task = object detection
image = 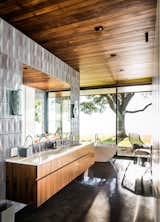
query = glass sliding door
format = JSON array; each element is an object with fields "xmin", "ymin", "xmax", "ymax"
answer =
[{"xmin": 79, "ymin": 84, "xmax": 152, "ymax": 157}]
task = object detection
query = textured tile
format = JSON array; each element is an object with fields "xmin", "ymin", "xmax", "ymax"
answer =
[{"xmin": 0, "ymin": 17, "xmax": 80, "ymax": 200}]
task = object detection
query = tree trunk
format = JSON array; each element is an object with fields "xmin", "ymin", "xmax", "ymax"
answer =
[{"xmin": 117, "ymin": 112, "xmax": 126, "ymax": 143}]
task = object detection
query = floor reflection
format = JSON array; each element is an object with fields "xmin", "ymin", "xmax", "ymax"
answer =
[
  {"xmin": 15, "ymin": 158, "xmax": 155, "ymax": 222},
  {"xmin": 84, "ymin": 190, "xmax": 110, "ymax": 222}
]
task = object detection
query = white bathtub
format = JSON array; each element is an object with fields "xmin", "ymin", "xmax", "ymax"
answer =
[{"xmin": 94, "ymin": 143, "xmax": 117, "ymax": 162}]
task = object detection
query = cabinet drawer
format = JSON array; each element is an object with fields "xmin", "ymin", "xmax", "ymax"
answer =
[
  {"xmin": 37, "ymin": 145, "xmax": 94, "ymax": 179},
  {"xmin": 37, "ymin": 153, "xmax": 95, "ymax": 206},
  {"xmin": 6, "ymin": 144, "xmax": 95, "ymax": 207}
]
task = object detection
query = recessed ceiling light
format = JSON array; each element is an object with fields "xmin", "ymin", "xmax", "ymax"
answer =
[
  {"xmin": 94, "ymin": 26, "xmax": 104, "ymax": 32},
  {"xmin": 110, "ymin": 53, "xmax": 117, "ymax": 57}
]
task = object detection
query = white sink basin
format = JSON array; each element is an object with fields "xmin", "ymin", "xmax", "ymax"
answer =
[
  {"xmin": 6, "ymin": 143, "xmax": 86, "ymax": 166},
  {"xmin": 21, "ymin": 150, "xmax": 58, "ymax": 164},
  {"xmin": 20, "ymin": 148, "xmax": 67, "ymax": 165}
]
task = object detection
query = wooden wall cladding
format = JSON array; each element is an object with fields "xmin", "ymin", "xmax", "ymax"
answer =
[
  {"xmin": 23, "ymin": 65, "xmax": 70, "ymax": 91},
  {"xmin": 0, "ymin": 0, "xmax": 156, "ymax": 87}
]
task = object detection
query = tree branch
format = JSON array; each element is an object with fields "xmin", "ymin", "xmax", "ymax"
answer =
[
  {"xmin": 105, "ymin": 94, "xmax": 116, "ymax": 112},
  {"xmin": 125, "ymin": 103, "xmax": 152, "ymax": 114},
  {"xmin": 122, "ymin": 93, "xmax": 134, "ymax": 110},
  {"xmin": 111, "ymin": 94, "xmax": 117, "ymax": 104}
]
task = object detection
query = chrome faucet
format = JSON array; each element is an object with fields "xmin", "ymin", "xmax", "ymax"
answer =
[
  {"xmin": 24, "ymin": 135, "xmax": 35, "ymax": 153},
  {"xmin": 38, "ymin": 135, "xmax": 47, "ymax": 152},
  {"xmin": 95, "ymin": 134, "xmax": 100, "ymax": 143},
  {"xmin": 69, "ymin": 132, "xmax": 73, "ymax": 145}
]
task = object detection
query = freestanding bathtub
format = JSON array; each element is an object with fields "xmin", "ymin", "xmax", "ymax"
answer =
[{"xmin": 94, "ymin": 143, "xmax": 117, "ymax": 162}]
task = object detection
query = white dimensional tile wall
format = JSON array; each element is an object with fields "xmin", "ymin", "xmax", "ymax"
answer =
[{"xmin": 0, "ymin": 18, "xmax": 80, "ymax": 199}]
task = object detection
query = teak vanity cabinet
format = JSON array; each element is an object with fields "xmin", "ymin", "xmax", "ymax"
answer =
[{"xmin": 6, "ymin": 144, "xmax": 95, "ymax": 207}]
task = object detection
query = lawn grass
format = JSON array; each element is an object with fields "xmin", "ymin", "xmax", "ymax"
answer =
[{"xmin": 80, "ymin": 135, "xmax": 151, "ymax": 147}]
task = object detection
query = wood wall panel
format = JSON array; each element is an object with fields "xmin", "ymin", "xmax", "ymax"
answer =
[{"xmin": 23, "ymin": 65, "xmax": 71, "ymax": 91}]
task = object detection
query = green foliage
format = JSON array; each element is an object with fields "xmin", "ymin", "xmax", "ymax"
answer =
[
  {"xmin": 80, "ymin": 135, "xmax": 151, "ymax": 147},
  {"xmin": 101, "ymin": 136, "xmax": 116, "ymax": 144},
  {"xmin": 80, "ymin": 95, "xmax": 109, "ymax": 114},
  {"xmin": 80, "ymin": 101, "xmax": 98, "ymax": 114},
  {"xmin": 35, "ymin": 99, "xmax": 42, "ymax": 123}
]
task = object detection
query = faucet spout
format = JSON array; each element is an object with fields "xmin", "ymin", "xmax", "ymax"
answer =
[{"xmin": 24, "ymin": 135, "xmax": 34, "ymax": 153}]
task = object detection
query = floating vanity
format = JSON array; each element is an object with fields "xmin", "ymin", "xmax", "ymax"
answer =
[{"xmin": 6, "ymin": 142, "xmax": 95, "ymax": 207}]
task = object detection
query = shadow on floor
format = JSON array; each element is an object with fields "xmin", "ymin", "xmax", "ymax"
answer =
[{"xmin": 15, "ymin": 160, "xmax": 154, "ymax": 222}]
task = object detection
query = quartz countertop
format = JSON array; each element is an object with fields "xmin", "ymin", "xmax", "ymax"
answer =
[{"xmin": 6, "ymin": 142, "xmax": 93, "ymax": 166}]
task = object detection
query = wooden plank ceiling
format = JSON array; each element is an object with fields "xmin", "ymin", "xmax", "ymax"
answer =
[
  {"xmin": 23, "ymin": 65, "xmax": 70, "ymax": 91},
  {"xmin": 0, "ymin": 0, "xmax": 156, "ymax": 87}
]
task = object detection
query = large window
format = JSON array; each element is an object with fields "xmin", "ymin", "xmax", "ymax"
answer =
[{"xmin": 80, "ymin": 85, "xmax": 152, "ymax": 155}]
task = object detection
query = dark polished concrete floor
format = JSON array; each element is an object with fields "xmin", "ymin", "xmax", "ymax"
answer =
[{"xmin": 15, "ymin": 159, "xmax": 155, "ymax": 222}]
